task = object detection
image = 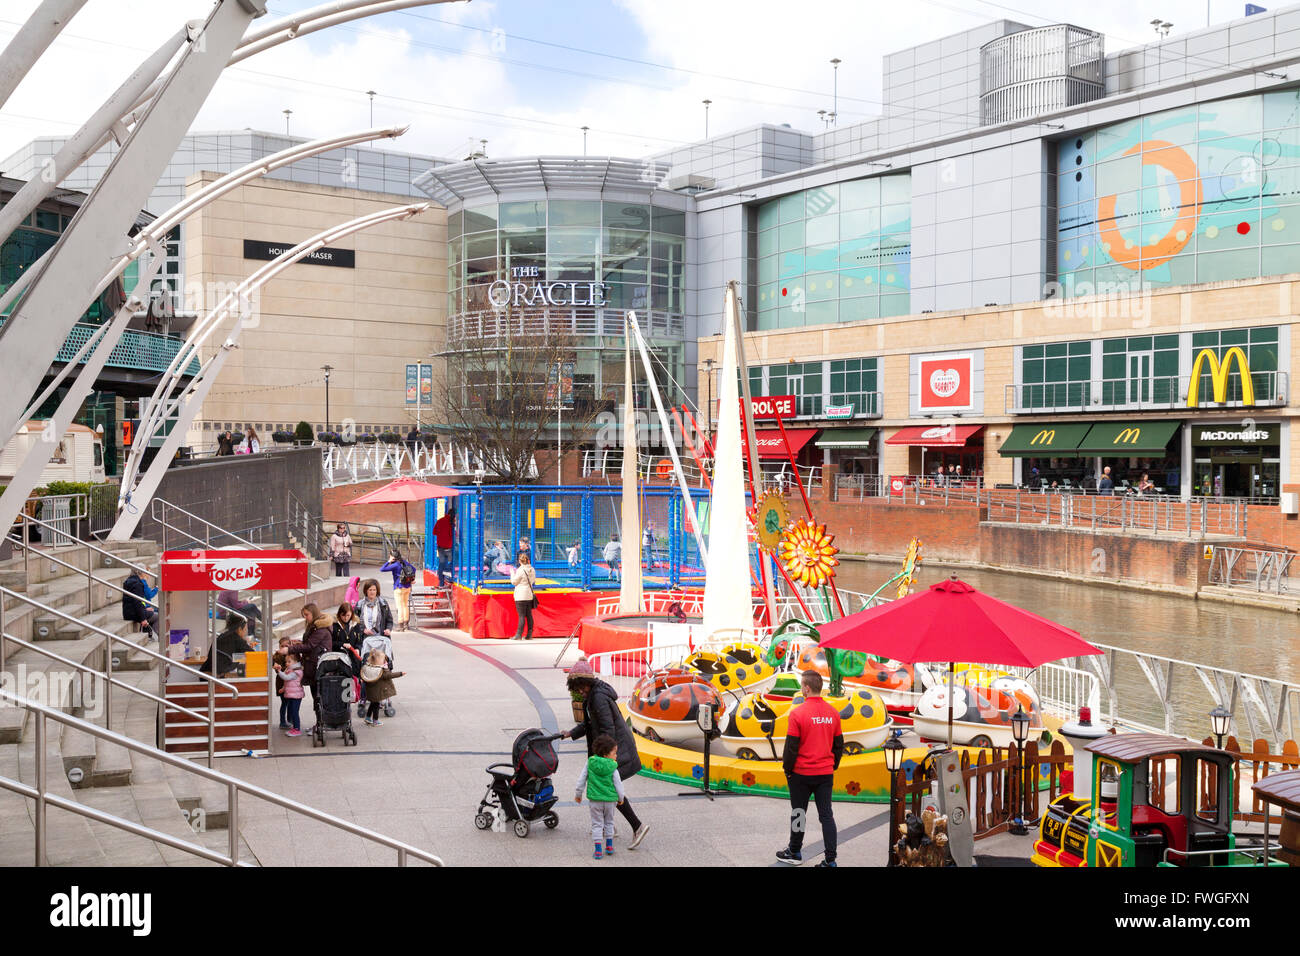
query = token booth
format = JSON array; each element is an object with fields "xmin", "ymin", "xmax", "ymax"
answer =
[{"xmin": 158, "ymin": 549, "xmax": 309, "ymax": 757}]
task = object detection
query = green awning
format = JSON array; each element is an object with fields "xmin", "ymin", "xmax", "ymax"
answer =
[
  {"xmin": 816, "ymin": 427, "xmax": 878, "ymax": 448},
  {"xmin": 1075, "ymin": 419, "xmax": 1181, "ymax": 455},
  {"xmin": 998, "ymin": 422, "xmax": 1092, "ymax": 457}
]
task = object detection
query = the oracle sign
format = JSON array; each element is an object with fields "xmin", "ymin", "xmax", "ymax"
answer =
[
  {"xmin": 487, "ymin": 266, "xmax": 607, "ymax": 309},
  {"xmin": 208, "ymin": 559, "xmax": 263, "ymax": 589},
  {"xmin": 918, "ymin": 356, "xmax": 972, "ymax": 410}
]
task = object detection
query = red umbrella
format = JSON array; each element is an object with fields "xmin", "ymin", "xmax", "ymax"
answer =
[
  {"xmin": 343, "ymin": 478, "xmax": 460, "ymax": 555},
  {"xmin": 818, "ymin": 577, "xmax": 1100, "ymax": 745}
]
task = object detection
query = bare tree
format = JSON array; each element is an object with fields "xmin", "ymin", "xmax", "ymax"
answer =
[{"xmin": 437, "ymin": 304, "xmax": 606, "ymax": 483}]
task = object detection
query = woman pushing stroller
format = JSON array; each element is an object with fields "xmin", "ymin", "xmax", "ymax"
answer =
[{"xmin": 560, "ymin": 659, "xmax": 649, "ymax": 850}]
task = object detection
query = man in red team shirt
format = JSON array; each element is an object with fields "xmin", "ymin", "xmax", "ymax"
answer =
[
  {"xmin": 776, "ymin": 670, "xmax": 844, "ymax": 867},
  {"xmin": 433, "ymin": 504, "xmax": 455, "ymax": 586}
]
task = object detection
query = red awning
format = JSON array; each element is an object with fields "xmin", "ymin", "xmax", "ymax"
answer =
[
  {"xmin": 753, "ymin": 428, "xmax": 819, "ymax": 460},
  {"xmin": 886, "ymin": 424, "xmax": 984, "ymax": 448}
]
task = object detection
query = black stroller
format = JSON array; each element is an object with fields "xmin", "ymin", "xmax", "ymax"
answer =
[
  {"xmin": 474, "ymin": 728, "xmax": 561, "ymax": 838},
  {"xmin": 312, "ymin": 651, "xmax": 358, "ymax": 747}
]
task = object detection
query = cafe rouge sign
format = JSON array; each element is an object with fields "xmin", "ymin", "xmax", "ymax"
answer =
[{"xmin": 489, "ymin": 266, "xmax": 607, "ymax": 309}]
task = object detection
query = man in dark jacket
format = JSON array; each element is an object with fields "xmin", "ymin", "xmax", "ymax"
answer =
[
  {"xmin": 562, "ymin": 660, "xmax": 649, "ymax": 849},
  {"xmin": 777, "ymin": 670, "xmax": 844, "ymax": 867},
  {"xmin": 121, "ymin": 570, "xmax": 158, "ymax": 633}
]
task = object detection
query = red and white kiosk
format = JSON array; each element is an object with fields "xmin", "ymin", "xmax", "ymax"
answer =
[{"xmin": 158, "ymin": 549, "xmax": 309, "ymax": 757}]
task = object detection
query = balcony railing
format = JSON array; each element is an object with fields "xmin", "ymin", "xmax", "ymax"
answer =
[
  {"xmin": 1005, "ymin": 371, "xmax": 1288, "ymax": 414},
  {"xmin": 0, "ymin": 318, "xmax": 199, "ymax": 376},
  {"xmin": 446, "ymin": 307, "xmax": 684, "ymax": 349}
]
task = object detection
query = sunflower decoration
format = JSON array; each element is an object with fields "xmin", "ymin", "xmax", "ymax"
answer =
[
  {"xmin": 779, "ymin": 518, "xmax": 839, "ymax": 589},
  {"xmin": 754, "ymin": 492, "xmax": 790, "ymax": 551}
]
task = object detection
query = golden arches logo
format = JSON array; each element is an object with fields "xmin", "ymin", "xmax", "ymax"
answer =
[
  {"xmin": 1186, "ymin": 347, "xmax": 1255, "ymax": 407},
  {"xmin": 1114, "ymin": 428, "xmax": 1141, "ymax": 445},
  {"xmin": 1030, "ymin": 429, "xmax": 1056, "ymax": 445},
  {"xmin": 1096, "ymin": 140, "xmax": 1201, "ymax": 271}
]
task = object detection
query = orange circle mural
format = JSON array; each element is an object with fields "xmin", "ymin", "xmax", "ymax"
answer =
[{"xmin": 1095, "ymin": 140, "xmax": 1201, "ymax": 271}]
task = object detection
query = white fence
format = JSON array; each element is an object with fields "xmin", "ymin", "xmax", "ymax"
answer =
[{"xmin": 320, "ymin": 440, "xmax": 538, "ymax": 487}]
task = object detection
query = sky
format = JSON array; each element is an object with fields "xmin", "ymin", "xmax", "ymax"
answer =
[{"xmin": 0, "ymin": 0, "xmax": 1288, "ymax": 167}]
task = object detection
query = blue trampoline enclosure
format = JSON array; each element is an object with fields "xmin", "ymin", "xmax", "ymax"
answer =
[{"xmin": 424, "ymin": 485, "xmax": 749, "ymax": 592}]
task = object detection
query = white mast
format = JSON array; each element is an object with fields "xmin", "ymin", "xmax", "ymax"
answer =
[
  {"xmin": 701, "ymin": 284, "xmax": 757, "ymax": 639},
  {"xmin": 618, "ymin": 323, "xmax": 644, "ymax": 613}
]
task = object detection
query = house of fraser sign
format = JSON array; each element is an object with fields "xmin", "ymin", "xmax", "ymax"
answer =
[{"xmin": 487, "ymin": 265, "xmax": 608, "ymax": 309}]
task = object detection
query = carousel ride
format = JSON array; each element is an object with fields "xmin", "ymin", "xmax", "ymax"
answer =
[{"xmin": 590, "ymin": 284, "xmax": 1075, "ymax": 803}]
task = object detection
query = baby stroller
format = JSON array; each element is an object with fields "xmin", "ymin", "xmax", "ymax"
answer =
[
  {"xmin": 313, "ymin": 651, "xmax": 357, "ymax": 747},
  {"xmin": 355, "ymin": 634, "xmax": 396, "ymax": 719},
  {"xmin": 474, "ymin": 728, "xmax": 562, "ymax": 838}
]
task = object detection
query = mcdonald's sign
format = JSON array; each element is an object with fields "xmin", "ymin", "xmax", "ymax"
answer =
[
  {"xmin": 1114, "ymin": 427, "xmax": 1141, "ymax": 445},
  {"xmin": 1186, "ymin": 347, "xmax": 1255, "ymax": 407},
  {"xmin": 1030, "ymin": 429, "xmax": 1056, "ymax": 445}
]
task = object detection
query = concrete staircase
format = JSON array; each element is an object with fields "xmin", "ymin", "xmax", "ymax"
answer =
[{"xmin": 0, "ymin": 538, "xmax": 350, "ymax": 867}]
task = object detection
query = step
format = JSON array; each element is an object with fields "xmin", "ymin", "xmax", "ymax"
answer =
[
  {"xmin": 30, "ymin": 617, "xmax": 81, "ymax": 641},
  {"xmin": 91, "ymin": 737, "xmax": 133, "ymax": 788},
  {"xmin": 60, "ymin": 723, "xmax": 97, "ymax": 790}
]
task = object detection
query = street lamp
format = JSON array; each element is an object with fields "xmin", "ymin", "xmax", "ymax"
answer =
[
  {"xmin": 702, "ymin": 357, "xmax": 716, "ymax": 445},
  {"xmin": 1009, "ymin": 705, "xmax": 1031, "ymax": 835},
  {"xmin": 883, "ymin": 728, "xmax": 905, "ymax": 867},
  {"xmin": 830, "ymin": 58, "xmax": 841, "ymax": 126},
  {"xmin": 367, "ymin": 89, "xmax": 376, "ymax": 125},
  {"xmin": 321, "ymin": 364, "xmax": 333, "ymax": 433},
  {"xmin": 702, "ymin": 98, "xmax": 712, "ymax": 138},
  {"xmin": 1209, "ymin": 705, "xmax": 1231, "ymax": 750}
]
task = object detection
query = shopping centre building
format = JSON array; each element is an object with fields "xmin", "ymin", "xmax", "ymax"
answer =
[
  {"xmin": 670, "ymin": 9, "xmax": 1300, "ymax": 501},
  {"xmin": 410, "ymin": 8, "xmax": 1300, "ymax": 500}
]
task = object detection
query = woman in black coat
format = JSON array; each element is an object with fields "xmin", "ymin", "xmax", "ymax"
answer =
[{"xmin": 562, "ymin": 665, "xmax": 648, "ymax": 848}]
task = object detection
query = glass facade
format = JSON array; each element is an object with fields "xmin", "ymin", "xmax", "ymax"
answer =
[
  {"xmin": 1016, "ymin": 327, "xmax": 1279, "ymax": 410},
  {"xmin": 1189, "ymin": 326, "xmax": 1279, "ymax": 404},
  {"xmin": 755, "ymin": 174, "xmax": 912, "ymax": 329},
  {"xmin": 447, "ymin": 200, "xmax": 686, "ymax": 317},
  {"xmin": 1057, "ymin": 88, "xmax": 1300, "ymax": 294},
  {"xmin": 747, "ymin": 357, "xmax": 880, "ymax": 417},
  {"xmin": 445, "ymin": 199, "xmax": 687, "ymax": 416}
]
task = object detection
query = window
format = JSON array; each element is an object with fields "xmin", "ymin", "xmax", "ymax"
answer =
[
  {"xmin": 1190, "ymin": 325, "xmax": 1278, "ymax": 403},
  {"xmin": 828, "ymin": 358, "xmax": 880, "ymax": 416},
  {"xmin": 1020, "ymin": 341, "xmax": 1091, "ymax": 408}
]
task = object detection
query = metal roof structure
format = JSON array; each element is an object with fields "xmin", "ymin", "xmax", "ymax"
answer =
[{"xmin": 413, "ymin": 156, "xmax": 675, "ymax": 207}]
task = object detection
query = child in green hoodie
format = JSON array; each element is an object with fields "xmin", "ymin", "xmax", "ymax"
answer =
[{"xmin": 574, "ymin": 734, "xmax": 625, "ymax": 859}]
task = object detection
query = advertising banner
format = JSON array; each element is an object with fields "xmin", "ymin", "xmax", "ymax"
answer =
[
  {"xmin": 419, "ymin": 364, "xmax": 433, "ymax": 406},
  {"xmin": 161, "ymin": 550, "xmax": 309, "ymax": 592},
  {"xmin": 405, "ymin": 364, "xmax": 418, "ymax": 405},
  {"xmin": 918, "ymin": 355, "xmax": 973, "ymax": 410}
]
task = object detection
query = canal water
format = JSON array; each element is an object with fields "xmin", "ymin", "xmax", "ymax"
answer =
[{"xmin": 835, "ymin": 560, "xmax": 1299, "ymax": 741}]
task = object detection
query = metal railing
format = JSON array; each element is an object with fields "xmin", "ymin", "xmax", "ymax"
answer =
[
  {"xmin": 447, "ymin": 306, "xmax": 684, "ymax": 347},
  {"xmin": 8, "ymin": 516, "xmax": 161, "ymax": 619},
  {"xmin": 1003, "ymin": 370, "xmax": 1289, "ymax": 414},
  {"xmin": 578, "ymin": 449, "xmax": 822, "ymax": 494},
  {"xmin": 1208, "ymin": 546, "xmax": 1294, "ymax": 594},
  {"xmin": 321, "ymin": 439, "xmax": 536, "ymax": 487},
  {"xmin": 150, "ymin": 498, "xmax": 262, "ymax": 552},
  {"xmin": 0, "ymin": 686, "xmax": 442, "ymax": 867},
  {"xmin": 0, "ymin": 583, "xmax": 237, "ymax": 766},
  {"xmin": 151, "ymin": 498, "xmax": 328, "ymax": 587},
  {"xmin": 983, "ymin": 488, "xmax": 1251, "ymax": 538},
  {"xmin": 1072, "ymin": 642, "xmax": 1300, "ymax": 748}
]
